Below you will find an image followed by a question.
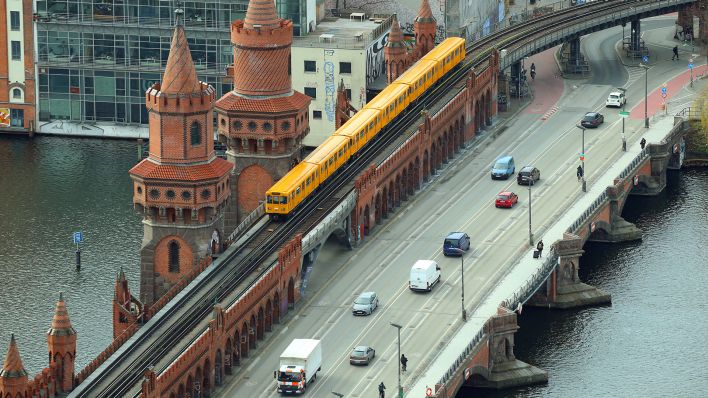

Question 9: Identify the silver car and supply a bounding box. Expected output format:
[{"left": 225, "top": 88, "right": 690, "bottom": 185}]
[
  {"left": 352, "top": 292, "right": 378, "bottom": 316},
  {"left": 350, "top": 345, "right": 376, "bottom": 365}
]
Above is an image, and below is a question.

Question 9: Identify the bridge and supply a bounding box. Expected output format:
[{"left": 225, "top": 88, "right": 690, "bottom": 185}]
[{"left": 66, "top": 1, "right": 700, "bottom": 397}]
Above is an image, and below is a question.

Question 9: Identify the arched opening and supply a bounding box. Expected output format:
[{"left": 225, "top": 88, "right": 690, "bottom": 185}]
[
  {"left": 178, "top": 384, "right": 185, "bottom": 398},
  {"left": 265, "top": 299, "right": 273, "bottom": 332},
  {"left": 381, "top": 187, "right": 388, "bottom": 219},
  {"left": 233, "top": 331, "right": 241, "bottom": 366},
  {"left": 194, "top": 367, "right": 203, "bottom": 398},
  {"left": 168, "top": 240, "right": 180, "bottom": 273},
  {"left": 257, "top": 306, "right": 265, "bottom": 340},
  {"left": 241, "top": 322, "right": 249, "bottom": 358},
  {"left": 215, "top": 349, "right": 223, "bottom": 386},
  {"left": 186, "top": 375, "right": 194, "bottom": 398},
  {"left": 202, "top": 358, "right": 211, "bottom": 397},
  {"left": 374, "top": 192, "right": 382, "bottom": 224},
  {"left": 54, "top": 353, "right": 65, "bottom": 392},
  {"left": 249, "top": 314, "right": 257, "bottom": 349},
  {"left": 273, "top": 291, "right": 281, "bottom": 324},
  {"left": 400, "top": 169, "right": 407, "bottom": 202},
  {"left": 224, "top": 338, "right": 233, "bottom": 375},
  {"left": 423, "top": 151, "right": 430, "bottom": 181},
  {"left": 363, "top": 204, "right": 371, "bottom": 236},
  {"left": 288, "top": 278, "right": 295, "bottom": 309}
]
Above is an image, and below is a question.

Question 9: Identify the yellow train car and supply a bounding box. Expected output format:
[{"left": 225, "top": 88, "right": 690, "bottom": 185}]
[
  {"left": 335, "top": 108, "right": 382, "bottom": 153},
  {"left": 421, "top": 37, "right": 466, "bottom": 77},
  {"left": 304, "top": 135, "right": 351, "bottom": 183},
  {"left": 395, "top": 59, "right": 438, "bottom": 100},
  {"left": 363, "top": 83, "right": 410, "bottom": 125},
  {"left": 265, "top": 161, "right": 319, "bottom": 216}
]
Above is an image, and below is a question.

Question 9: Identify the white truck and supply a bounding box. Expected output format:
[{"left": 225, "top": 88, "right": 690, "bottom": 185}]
[{"left": 275, "top": 339, "right": 322, "bottom": 394}]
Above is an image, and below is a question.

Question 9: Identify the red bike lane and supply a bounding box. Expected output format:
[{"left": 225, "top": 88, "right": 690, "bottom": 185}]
[
  {"left": 524, "top": 46, "right": 564, "bottom": 117},
  {"left": 629, "top": 64, "right": 706, "bottom": 119}
]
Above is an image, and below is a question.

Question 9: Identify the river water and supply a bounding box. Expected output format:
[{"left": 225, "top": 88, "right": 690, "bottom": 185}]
[
  {"left": 465, "top": 168, "right": 708, "bottom": 397},
  {"left": 0, "top": 136, "right": 142, "bottom": 375}
]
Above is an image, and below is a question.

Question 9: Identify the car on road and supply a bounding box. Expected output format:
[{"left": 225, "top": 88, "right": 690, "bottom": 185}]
[
  {"left": 517, "top": 166, "right": 540, "bottom": 185},
  {"left": 443, "top": 232, "right": 471, "bottom": 256},
  {"left": 495, "top": 191, "right": 519, "bottom": 208},
  {"left": 581, "top": 112, "right": 604, "bottom": 128},
  {"left": 350, "top": 345, "right": 375, "bottom": 365},
  {"left": 352, "top": 292, "right": 379, "bottom": 316},
  {"left": 606, "top": 91, "right": 627, "bottom": 108},
  {"left": 491, "top": 155, "right": 515, "bottom": 179}
]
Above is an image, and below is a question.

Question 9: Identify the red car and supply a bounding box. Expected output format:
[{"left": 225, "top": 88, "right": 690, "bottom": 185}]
[{"left": 495, "top": 191, "right": 518, "bottom": 208}]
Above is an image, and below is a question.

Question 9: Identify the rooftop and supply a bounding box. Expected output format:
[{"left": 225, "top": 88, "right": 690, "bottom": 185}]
[{"left": 292, "top": 14, "right": 393, "bottom": 50}]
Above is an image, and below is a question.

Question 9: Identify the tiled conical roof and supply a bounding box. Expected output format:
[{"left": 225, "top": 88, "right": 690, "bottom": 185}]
[
  {"left": 386, "top": 15, "right": 405, "bottom": 47},
  {"left": 415, "top": 0, "right": 436, "bottom": 23},
  {"left": 244, "top": 0, "right": 281, "bottom": 29},
  {"left": 0, "top": 334, "right": 28, "bottom": 378},
  {"left": 160, "top": 23, "right": 201, "bottom": 95},
  {"left": 47, "top": 293, "right": 77, "bottom": 337}
]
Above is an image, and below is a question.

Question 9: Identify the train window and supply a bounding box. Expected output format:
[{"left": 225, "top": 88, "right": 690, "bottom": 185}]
[
  {"left": 369, "top": 122, "right": 374, "bottom": 129},
  {"left": 296, "top": 186, "right": 301, "bottom": 195},
  {"left": 267, "top": 196, "right": 273, "bottom": 204},
  {"left": 360, "top": 130, "right": 364, "bottom": 139},
  {"left": 280, "top": 196, "right": 287, "bottom": 204},
  {"left": 301, "top": 183, "right": 304, "bottom": 192},
  {"left": 306, "top": 176, "right": 311, "bottom": 186},
  {"left": 389, "top": 104, "right": 394, "bottom": 112},
  {"left": 329, "top": 158, "right": 333, "bottom": 166}
]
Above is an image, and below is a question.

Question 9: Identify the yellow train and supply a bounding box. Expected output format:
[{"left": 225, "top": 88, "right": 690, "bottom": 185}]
[{"left": 265, "top": 37, "right": 466, "bottom": 218}]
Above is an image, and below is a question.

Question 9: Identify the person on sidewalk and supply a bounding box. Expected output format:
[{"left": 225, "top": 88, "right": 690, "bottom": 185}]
[
  {"left": 536, "top": 240, "right": 544, "bottom": 258},
  {"left": 401, "top": 354, "right": 408, "bottom": 372},
  {"left": 577, "top": 165, "right": 584, "bottom": 181},
  {"left": 640, "top": 137, "right": 646, "bottom": 149},
  {"left": 672, "top": 45, "right": 679, "bottom": 60}
]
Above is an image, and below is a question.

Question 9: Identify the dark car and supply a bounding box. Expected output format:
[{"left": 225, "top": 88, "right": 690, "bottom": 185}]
[
  {"left": 581, "top": 112, "right": 604, "bottom": 128},
  {"left": 443, "top": 232, "right": 471, "bottom": 256},
  {"left": 517, "top": 166, "right": 540, "bottom": 185},
  {"left": 350, "top": 345, "right": 376, "bottom": 365}
]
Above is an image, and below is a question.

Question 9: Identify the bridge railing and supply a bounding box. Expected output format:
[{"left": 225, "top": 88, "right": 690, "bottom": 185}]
[
  {"left": 226, "top": 203, "right": 264, "bottom": 245},
  {"left": 676, "top": 106, "right": 701, "bottom": 120}
]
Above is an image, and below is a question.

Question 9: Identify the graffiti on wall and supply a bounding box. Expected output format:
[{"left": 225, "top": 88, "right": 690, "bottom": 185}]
[
  {"left": 366, "top": 32, "right": 389, "bottom": 85},
  {"left": 323, "top": 49, "right": 336, "bottom": 122},
  {"left": 0, "top": 108, "right": 10, "bottom": 127}
]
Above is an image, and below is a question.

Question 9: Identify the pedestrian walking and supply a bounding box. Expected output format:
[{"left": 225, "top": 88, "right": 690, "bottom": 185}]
[
  {"left": 401, "top": 354, "right": 408, "bottom": 372},
  {"left": 379, "top": 381, "right": 386, "bottom": 398},
  {"left": 576, "top": 165, "right": 583, "bottom": 181},
  {"left": 640, "top": 137, "right": 646, "bottom": 150},
  {"left": 536, "top": 240, "right": 544, "bottom": 258},
  {"left": 672, "top": 45, "right": 679, "bottom": 60}
]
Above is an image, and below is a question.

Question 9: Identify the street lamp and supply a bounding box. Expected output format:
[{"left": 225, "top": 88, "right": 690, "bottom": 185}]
[
  {"left": 331, "top": 392, "right": 344, "bottom": 398},
  {"left": 575, "top": 125, "right": 587, "bottom": 193},
  {"left": 390, "top": 322, "right": 403, "bottom": 398},
  {"left": 617, "top": 87, "right": 627, "bottom": 151},
  {"left": 448, "top": 248, "right": 467, "bottom": 322},
  {"left": 527, "top": 179, "right": 534, "bottom": 246},
  {"left": 639, "top": 63, "right": 650, "bottom": 128}
]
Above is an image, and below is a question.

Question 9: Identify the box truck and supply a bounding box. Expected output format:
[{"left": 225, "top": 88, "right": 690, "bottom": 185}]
[{"left": 275, "top": 339, "right": 322, "bottom": 394}]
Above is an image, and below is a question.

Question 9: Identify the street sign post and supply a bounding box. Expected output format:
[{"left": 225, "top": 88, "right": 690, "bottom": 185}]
[
  {"left": 619, "top": 111, "right": 630, "bottom": 118},
  {"left": 689, "top": 59, "right": 695, "bottom": 87},
  {"left": 642, "top": 55, "right": 649, "bottom": 63}
]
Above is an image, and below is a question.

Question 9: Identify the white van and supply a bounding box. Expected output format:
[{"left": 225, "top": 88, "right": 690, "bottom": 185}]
[{"left": 409, "top": 260, "right": 441, "bottom": 292}]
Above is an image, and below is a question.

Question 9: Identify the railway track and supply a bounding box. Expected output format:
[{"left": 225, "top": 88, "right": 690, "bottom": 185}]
[{"left": 69, "top": 2, "right": 659, "bottom": 396}]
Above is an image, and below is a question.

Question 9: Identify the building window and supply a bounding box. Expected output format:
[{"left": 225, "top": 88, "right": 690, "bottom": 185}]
[
  {"left": 10, "top": 109, "right": 24, "bottom": 127},
  {"left": 12, "top": 89, "right": 21, "bottom": 99},
  {"left": 168, "top": 240, "right": 180, "bottom": 273},
  {"left": 340, "top": 62, "right": 352, "bottom": 74},
  {"left": 11, "top": 41, "right": 21, "bottom": 60},
  {"left": 304, "top": 60, "right": 316, "bottom": 72},
  {"left": 10, "top": 11, "right": 20, "bottom": 31},
  {"left": 313, "top": 110, "right": 322, "bottom": 119},
  {"left": 190, "top": 121, "right": 201, "bottom": 145},
  {"left": 304, "top": 87, "right": 316, "bottom": 99}
]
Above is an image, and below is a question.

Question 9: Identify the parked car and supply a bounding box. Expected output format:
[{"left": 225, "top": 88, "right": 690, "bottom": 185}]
[
  {"left": 495, "top": 191, "right": 519, "bottom": 208},
  {"left": 605, "top": 91, "right": 626, "bottom": 108},
  {"left": 350, "top": 345, "right": 375, "bottom": 365},
  {"left": 517, "top": 166, "right": 540, "bottom": 185},
  {"left": 443, "top": 232, "right": 471, "bottom": 256},
  {"left": 581, "top": 112, "right": 604, "bottom": 128},
  {"left": 352, "top": 292, "right": 379, "bottom": 316},
  {"left": 491, "top": 155, "right": 515, "bottom": 179}
]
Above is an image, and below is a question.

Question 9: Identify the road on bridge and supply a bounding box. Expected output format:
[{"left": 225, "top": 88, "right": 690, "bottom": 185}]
[{"left": 218, "top": 16, "right": 693, "bottom": 398}]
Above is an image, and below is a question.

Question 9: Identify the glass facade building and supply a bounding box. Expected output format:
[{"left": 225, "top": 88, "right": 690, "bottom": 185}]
[{"left": 34, "top": 0, "right": 309, "bottom": 127}]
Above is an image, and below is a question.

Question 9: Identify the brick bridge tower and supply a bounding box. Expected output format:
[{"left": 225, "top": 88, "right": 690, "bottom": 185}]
[
  {"left": 0, "top": 334, "right": 28, "bottom": 396},
  {"left": 414, "top": 0, "right": 437, "bottom": 59},
  {"left": 130, "top": 10, "right": 232, "bottom": 306},
  {"left": 385, "top": 16, "right": 410, "bottom": 83},
  {"left": 215, "top": 0, "right": 311, "bottom": 231},
  {"left": 47, "top": 292, "right": 77, "bottom": 392}
]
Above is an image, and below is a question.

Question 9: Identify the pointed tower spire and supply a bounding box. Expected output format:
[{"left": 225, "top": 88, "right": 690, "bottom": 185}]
[
  {"left": 415, "top": 0, "right": 435, "bottom": 22},
  {"left": 414, "top": 0, "right": 437, "bottom": 59},
  {"left": 387, "top": 15, "right": 405, "bottom": 45},
  {"left": 47, "top": 293, "right": 77, "bottom": 392},
  {"left": 385, "top": 15, "right": 410, "bottom": 83},
  {"left": 0, "top": 334, "right": 28, "bottom": 379},
  {"left": 244, "top": 0, "right": 281, "bottom": 29},
  {"left": 159, "top": 24, "right": 201, "bottom": 95}
]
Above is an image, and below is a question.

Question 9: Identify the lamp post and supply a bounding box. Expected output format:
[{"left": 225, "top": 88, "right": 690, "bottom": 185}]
[
  {"left": 390, "top": 322, "right": 403, "bottom": 398},
  {"left": 449, "top": 248, "right": 467, "bottom": 321},
  {"left": 618, "top": 87, "right": 627, "bottom": 151},
  {"left": 528, "top": 179, "right": 534, "bottom": 246},
  {"left": 576, "top": 125, "right": 587, "bottom": 192},
  {"left": 332, "top": 392, "right": 344, "bottom": 398},
  {"left": 639, "top": 63, "right": 649, "bottom": 128}
]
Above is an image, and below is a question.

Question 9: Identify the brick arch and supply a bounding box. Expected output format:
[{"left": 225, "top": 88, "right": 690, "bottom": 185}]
[
  {"left": 265, "top": 299, "right": 273, "bottom": 332},
  {"left": 237, "top": 164, "right": 274, "bottom": 214},
  {"left": 375, "top": 192, "right": 382, "bottom": 224},
  {"left": 186, "top": 375, "right": 194, "bottom": 397},
  {"left": 458, "top": 116, "right": 465, "bottom": 146},
  {"left": 400, "top": 168, "right": 407, "bottom": 202},
  {"left": 288, "top": 277, "right": 295, "bottom": 308},
  {"left": 240, "top": 322, "right": 249, "bottom": 358},
  {"left": 394, "top": 174, "right": 401, "bottom": 206},
  {"left": 423, "top": 150, "right": 430, "bottom": 181},
  {"left": 232, "top": 329, "right": 241, "bottom": 365},
  {"left": 257, "top": 306, "right": 265, "bottom": 339},
  {"left": 178, "top": 384, "right": 185, "bottom": 398},
  {"left": 382, "top": 186, "right": 389, "bottom": 219},
  {"left": 363, "top": 204, "right": 371, "bottom": 235},
  {"left": 214, "top": 349, "right": 223, "bottom": 386},
  {"left": 486, "top": 88, "right": 493, "bottom": 124},
  {"left": 224, "top": 338, "right": 233, "bottom": 375},
  {"left": 154, "top": 235, "right": 194, "bottom": 285},
  {"left": 273, "top": 291, "right": 281, "bottom": 324},
  {"left": 202, "top": 357, "right": 212, "bottom": 397},
  {"left": 249, "top": 314, "right": 257, "bottom": 349}
]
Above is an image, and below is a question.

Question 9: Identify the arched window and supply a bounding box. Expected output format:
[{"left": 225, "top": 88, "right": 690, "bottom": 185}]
[
  {"left": 168, "top": 240, "right": 180, "bottom": 273},
  {"left": 190, "top": 121, "right": 201, "bottom": 146},
  {"left": 12, "top": 88, "right": 21, "bottom": 99}
]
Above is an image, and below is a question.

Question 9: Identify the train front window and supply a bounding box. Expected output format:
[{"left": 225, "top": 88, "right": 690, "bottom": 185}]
[
  {"left": 267, "top": 196, "right": 274, "bottom": 204},
  {"left": 279, "top": 196, "right": 287, "bottom": 204}
]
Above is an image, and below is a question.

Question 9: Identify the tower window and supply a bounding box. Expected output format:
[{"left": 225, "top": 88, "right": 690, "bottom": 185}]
[
  {"left": 11, "top": 41, "right": 21, "bottom": 60},
  {"left": 304, "top": 60, "right": 316, "bottom": 72},
  {"left": 12, "top": 88, "right": 21, "bottom": 99},
  {"left": 10, "top": 11, "right": 20, "bottom": 31},
  {"left": 190, "top": 121, "right": 201, "bottom": 146},
  {"left": 168, "top": 240, "right": 180, "bottom": 273},
  {"left": 340, "top": 62, "right": 352, "bottom": 74}
]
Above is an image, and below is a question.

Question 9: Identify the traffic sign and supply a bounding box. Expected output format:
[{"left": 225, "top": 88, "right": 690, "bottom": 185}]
[
  {"left": 579, "top": 153, "right": 585, "bottom": 161},
  {"left": 661, "top": 86, "right": 667, "bottom": 94},
  {"left": 661, "top": 92, "right": 667, "bottom": 99},
  {"left": 688, "top": 63, "right": 694, "bottom": 69},
  {"left": 73, "top": 231, "right": 83, "bottom": 244},
  {"left": 619, "top": 111, "right": 630, "bottom": 118},
  {"left": 642, "top": 55, "right": 649, "bottom": 63}
]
